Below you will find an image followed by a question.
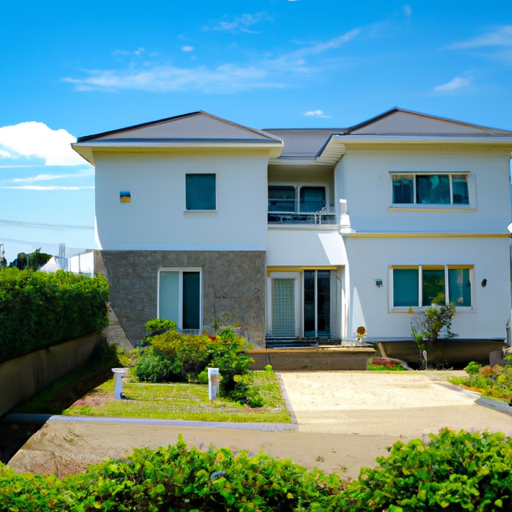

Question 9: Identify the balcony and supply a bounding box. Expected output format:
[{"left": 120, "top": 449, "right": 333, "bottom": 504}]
[{"left": 268, "top": 210, "right": 337, "bottom": 225}]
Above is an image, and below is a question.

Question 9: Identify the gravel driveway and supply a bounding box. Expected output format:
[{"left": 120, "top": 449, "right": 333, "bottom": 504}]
[{"left": 278, "top": 371, "right": 512, "bottom": 437}]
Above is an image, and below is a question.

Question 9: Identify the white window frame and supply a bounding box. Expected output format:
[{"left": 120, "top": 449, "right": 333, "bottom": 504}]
[
  {"left": 389, "top": 171, "right": 475, "bottom": 210},
  {"left": 184, "top": 173, "right": 217, "bottom": 212},
  {"left": 389, "top": 265, "right": 474, "bottom": 312},
  {"left": 157, "top": 267, "right": 202, "bottom": 330}
]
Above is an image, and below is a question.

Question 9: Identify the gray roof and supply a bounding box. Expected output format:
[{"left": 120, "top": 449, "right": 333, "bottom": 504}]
[{"left": 264, "top": 108, "right": 512, "bottom": 160}]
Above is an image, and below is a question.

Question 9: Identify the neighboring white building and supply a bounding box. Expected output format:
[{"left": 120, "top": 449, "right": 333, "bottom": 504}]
[{"left": 72, "top": 109, "right": 512, "bottom": 349}]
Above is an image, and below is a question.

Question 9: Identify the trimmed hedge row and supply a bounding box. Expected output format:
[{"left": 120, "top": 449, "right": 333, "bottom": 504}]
[
  {"left": 0, "top": 268, "right": 109, "bottom": 363},
  {"left": 1, "top": 430, "right": 511, "bottom": 511},
  {"left": 0, "top": 436, "right": 344, "bottom": 511}
]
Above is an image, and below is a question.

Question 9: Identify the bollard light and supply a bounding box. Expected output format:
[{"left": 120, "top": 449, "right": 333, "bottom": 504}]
[
  {"left": 208, "top": 368, "right": 219, "bottom": 401},
  {"left": 112, "top": 368, "right": 128, "bottom": 399}
]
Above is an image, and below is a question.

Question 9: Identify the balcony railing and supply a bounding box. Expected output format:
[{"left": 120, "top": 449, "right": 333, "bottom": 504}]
[
  {"left": 267, "top": 200, "right": 351, "bottom": 229},
  {"left": 268, "top": 211, "right": 337, "bottom": 225}
]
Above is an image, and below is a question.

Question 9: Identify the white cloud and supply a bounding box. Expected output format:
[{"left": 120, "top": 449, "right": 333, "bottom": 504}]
[
  {"left": 0, "top": 149, "right": 11, "bottom": 158},
  {"left": 63, "top": 27, "right": 363, "bottom": 94},
  {"left": 403, "top": 5, "right": 412, "bottom": 20},
  {"left": 113, "top": 47, "right": 145, "bottom": 56},
  {"left": 0, "top": 185, "right": 94, "bottom": 191},
  {"left": 181, "top": 46, "right": 194, "bottom": 52},
  {"left": 0, "top": 122, "right": 85, "bottom": 166},
  {"left": 433, "top": 76, "right": 471, "bottom": 92},
  {"left": 64, "top": 64, "right": 281, "bottom": 93},
  {"left": 207, "top": 13, "right": 273, "bottom": 33},
  {"left": 2, "top": 169, "right": 94, "bottom": 185},
  {"left": 303, "top": 110, "right": 332, "bottom": 118},
  {"left": 448, "top": 26, "right": 512, "bottom": 49}
]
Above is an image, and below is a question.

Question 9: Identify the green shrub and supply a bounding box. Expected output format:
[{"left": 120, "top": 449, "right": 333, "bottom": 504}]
[
  {"left": 208, "top": 327, "right": 254, "bottom": 396},
  {"left": 197, "top": 370, "right": 209, "bottom": 384},
  {"left": 465, "top": 361, "right": 482, "bottom": 375},
  {"left": 451, "top": 361, "right": 512, "bottom": 401},
  {"left": 264, "top": 364, "right": 273, "bottom": 372},
  {"left": 134, "top": 324, "right": 256, "bottom": 402},
  {"left": 136, "top": 330, "right": 211, "bottom": 382},
  {"left": 0, "top": 436, "right": 344, "bottom": 511},
  {"left": 0, "top": 268, "right": 109, "bottom": 363},
  {"left": 145, "top": 318, "right": 177, "bottom": 333},
  {"left": 338, "top": 429, "right": 512, "bottom": 511},
  {"left": 2, "top": 430, "right": 511, "bottom": 511}
]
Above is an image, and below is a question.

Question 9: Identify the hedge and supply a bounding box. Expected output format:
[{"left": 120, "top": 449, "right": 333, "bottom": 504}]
[
  {"left": 1, "top": 430, "right": 511, "bottom": 511},
  {"left": 0, "top": 268, "right": 109, "bottom": 363},
  {"left": 0, "top": 436, "right": 344, "bottom": 511}
]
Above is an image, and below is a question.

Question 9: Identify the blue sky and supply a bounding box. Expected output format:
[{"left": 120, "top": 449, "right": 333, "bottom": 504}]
[{"left": 1, "top": 0, "right": 512, "bottom": 262}]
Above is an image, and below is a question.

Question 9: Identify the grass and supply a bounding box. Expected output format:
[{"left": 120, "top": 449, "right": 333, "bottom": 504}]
[{"left": 61, "top": 370, "right": 290, "bottom": 423}]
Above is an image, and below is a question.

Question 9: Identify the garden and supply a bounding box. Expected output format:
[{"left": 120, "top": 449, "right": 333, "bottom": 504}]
[
  {"left": 15, "top": 318, "right": 290, "bottom": 424},
  {"left": 450, "top": 358, "right": 512, "bottom": 403}
]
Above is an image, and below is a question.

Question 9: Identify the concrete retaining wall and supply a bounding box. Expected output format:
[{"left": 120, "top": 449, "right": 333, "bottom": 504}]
[
  {"left": 248, "top": 347, "right": 375, "bottom": 371},
  {"left": 0, "top": 333, "right": 99, "bottom": 418}
]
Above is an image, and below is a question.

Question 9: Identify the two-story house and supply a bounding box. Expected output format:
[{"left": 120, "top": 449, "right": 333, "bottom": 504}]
[{"left": 72, "top": 108, "right": 512, "bottom": 351}]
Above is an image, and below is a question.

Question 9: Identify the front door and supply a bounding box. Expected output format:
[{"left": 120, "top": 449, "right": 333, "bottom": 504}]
[{"left": 270, "top": 273, "right": 300, "bottom": 337}]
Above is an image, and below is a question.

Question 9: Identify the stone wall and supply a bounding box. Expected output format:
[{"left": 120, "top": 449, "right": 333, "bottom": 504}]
[{"left": 96, "top": 250, "right": 267, "bottom": 347}]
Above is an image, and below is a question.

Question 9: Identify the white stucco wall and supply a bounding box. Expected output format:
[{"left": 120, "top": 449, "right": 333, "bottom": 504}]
[
  {"left": 267, "top": 228, "right": 347, "bottom": 266},
  {"left": 344, "top": 236, "right": 511, "bottom": 341},
  {"left": 335, "top": 149, "right": 512, "bottom": 234},
  {"left": 94, "top": 152, "right": 268, "bottom": 250}
]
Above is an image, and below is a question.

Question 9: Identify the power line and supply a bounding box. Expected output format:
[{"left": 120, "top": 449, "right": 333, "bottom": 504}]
[{"left": 0, "top": 219, "right": 94, "bottom": 230}]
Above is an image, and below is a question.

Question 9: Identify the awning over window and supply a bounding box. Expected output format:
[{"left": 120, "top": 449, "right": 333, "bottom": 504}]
[{"left": 267, "top": 229, "right": 348, "bottom": 266}]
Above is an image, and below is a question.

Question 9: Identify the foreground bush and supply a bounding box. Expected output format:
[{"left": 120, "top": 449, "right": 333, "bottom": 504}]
[
  {"left": 338, "top": 429, "right": 512, "bottom": 511},
  {"left": 0, "top": 436, "right": 344, "bottom": 511},
  {"left": 0, "top": 268, "right": 109, "bottom": 363},
  {"left": 1, "top": 429, "right": 511, "bottom": 511}
]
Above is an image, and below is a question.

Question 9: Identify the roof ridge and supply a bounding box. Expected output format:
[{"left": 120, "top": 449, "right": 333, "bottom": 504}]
[{"left": 77, "top": 111, "right": 282, "bottom": 143}]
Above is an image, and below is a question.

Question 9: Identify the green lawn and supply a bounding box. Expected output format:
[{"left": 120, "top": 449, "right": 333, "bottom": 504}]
[{"left": 62, "top": 370, "right": 291, "bottom": 423}]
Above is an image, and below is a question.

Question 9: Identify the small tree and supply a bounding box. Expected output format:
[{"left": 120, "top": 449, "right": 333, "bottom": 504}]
[
  {"left": 411, "top": 303, "right": 456, "bottom": 367},
  {"left": 9, "top": 248, "right": 51, "bottom": 270}
]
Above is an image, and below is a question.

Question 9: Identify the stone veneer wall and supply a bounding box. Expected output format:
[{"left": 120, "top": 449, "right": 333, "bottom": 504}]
[{"left": 95, "top": 251, "right": 267, "bottom": 348}]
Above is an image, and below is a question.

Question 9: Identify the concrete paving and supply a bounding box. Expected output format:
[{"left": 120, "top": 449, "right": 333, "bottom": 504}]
[{"left": 278, "top": 371, "right": 512, "bottom": 437}]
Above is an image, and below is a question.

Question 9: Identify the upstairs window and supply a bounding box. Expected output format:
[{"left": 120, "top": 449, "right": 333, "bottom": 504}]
[
  {"left": 269, "top": 186, "right": 295, "bottom": 212},
  {"left": 392, "top": 174, "right": 469, "bottom": 205},
  {"left": 268, "top": 185, "right": 326, "bottom": 212},
  {"left": 186, "top": 174, "right": 216, "bottom": 210},
  {"left": 300, "top": 187, "right": 326, "bottom": 212},
  {"left": 392, "top": 265, "right": 472, "bottom": 309}
]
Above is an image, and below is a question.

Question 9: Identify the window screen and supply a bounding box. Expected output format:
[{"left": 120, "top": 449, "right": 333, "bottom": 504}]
[
  {"left": 449, "top": 268, "right": 471, "bottom": 307},
  {"left": 300, "top": 187, "right": 325, "bottom": 212},
  {"left": 186, "top": 174, "right": 216, "bottom": 210},
  {"left": 393, "top": 269, "right": 419, "bottom": 307},
  {"left": 268, "top": 186, "right": 295, "bottom": 212}
]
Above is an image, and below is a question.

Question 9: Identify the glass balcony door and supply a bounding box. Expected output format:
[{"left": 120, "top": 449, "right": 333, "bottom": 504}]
[{"left": 303, "top": 270, "right": 331, "bottom": 338}]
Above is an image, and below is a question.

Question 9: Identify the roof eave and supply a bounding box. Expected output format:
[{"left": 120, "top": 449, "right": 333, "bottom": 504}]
[
  {"left": 340, "top": 135, "right": 512, "bottom": 145},
  {"left": 71, "top": 139, "right": 284, "bottom": 164}
]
